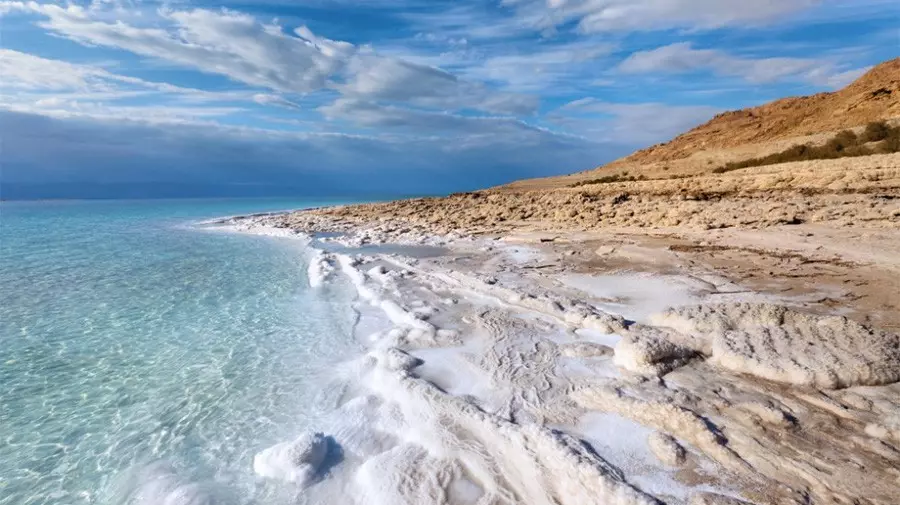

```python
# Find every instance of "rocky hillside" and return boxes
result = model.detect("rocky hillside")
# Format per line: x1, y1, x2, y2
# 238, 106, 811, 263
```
299, 58, 900, 236
501, 58, 900, 191
621, 58, 900, 164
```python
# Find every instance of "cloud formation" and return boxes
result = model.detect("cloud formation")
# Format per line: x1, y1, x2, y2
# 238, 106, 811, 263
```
1, 2, 532, 116
552, 98, 721, 144
0, 0, 894, 198
505, 0, 819, 33
618, 42, 866, 87
0, 109, 613, 198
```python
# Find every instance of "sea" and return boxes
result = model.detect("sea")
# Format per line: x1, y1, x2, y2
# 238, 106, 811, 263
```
0, 198, 370, 505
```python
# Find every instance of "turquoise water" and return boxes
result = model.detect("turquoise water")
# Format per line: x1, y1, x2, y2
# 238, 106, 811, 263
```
0, 199, 363, 505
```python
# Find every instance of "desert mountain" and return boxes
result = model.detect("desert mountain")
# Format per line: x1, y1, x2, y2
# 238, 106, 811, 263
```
623, 58, 900, 165
504, 58, 900, 190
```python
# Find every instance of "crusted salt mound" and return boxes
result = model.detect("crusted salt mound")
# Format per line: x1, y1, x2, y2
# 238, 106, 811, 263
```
647, 431, 686, 467
613, 327, 697, 376
369, 347, 424, 372
364, 351, 663, 505
253, 432, 329, 487
560, 341, 613, 358
306, 250, 333, 288
564, 304, 627, 334
652, 303, 900, 389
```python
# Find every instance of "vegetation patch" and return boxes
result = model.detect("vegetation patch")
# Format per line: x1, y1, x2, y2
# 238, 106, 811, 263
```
712, 121, 900, 174
569, 173, 648, 187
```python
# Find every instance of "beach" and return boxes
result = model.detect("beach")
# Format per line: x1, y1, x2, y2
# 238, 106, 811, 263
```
215, 206, 900, 505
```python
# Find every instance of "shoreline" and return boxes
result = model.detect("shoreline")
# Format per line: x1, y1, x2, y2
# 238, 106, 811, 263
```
211, 209, 900, 505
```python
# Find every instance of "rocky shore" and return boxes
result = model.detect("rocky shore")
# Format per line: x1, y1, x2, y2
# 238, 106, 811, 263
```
217, 208, 900, 505
215, 59, 900, 504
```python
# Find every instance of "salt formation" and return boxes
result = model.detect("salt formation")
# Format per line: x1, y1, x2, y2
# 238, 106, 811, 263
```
359, 349, 663, 505
572, 386, 747, 471
865, 413, 900, 444
336, 254, 437, 336
613, 327, 697, 375
647, 432, 686, 467
219, 213, 900, 504
560, 341, 613, 358
253, 432, 329, 487
369, 347, 423, 372
306, 250, 334, 288
651, 303, 900, 388
563, 303, 627, 334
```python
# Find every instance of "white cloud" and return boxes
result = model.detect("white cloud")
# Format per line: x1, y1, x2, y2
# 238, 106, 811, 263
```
467, 42, 615, 92
504, 0, 819, 33
0, 49, 318, 125
0, 48, 242, 99
552, 98, 721, 144
319, 97, 545, 135
618, 42, 864, 87
2, 2, 536, 116
340, 54, 538, 114
252, 94, 302, 110
0, 48, 109, 90
2, 3, 355, 93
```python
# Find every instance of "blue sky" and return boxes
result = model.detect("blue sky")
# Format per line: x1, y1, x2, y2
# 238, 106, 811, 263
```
1, 0, 898, 198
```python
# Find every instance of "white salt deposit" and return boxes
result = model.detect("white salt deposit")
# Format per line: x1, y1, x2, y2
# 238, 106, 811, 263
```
613, 327, 697, 376
652, 303, 900, 388
357, 354, 662, 505
206, 220, 311, 240
571, 413, 690, 500
561, 273, 709, 323
219, 214, 900, 504
575, 327, 623, 348
253, 432, 329, 487
647, 432, 687, 467
306, 249, 334, 288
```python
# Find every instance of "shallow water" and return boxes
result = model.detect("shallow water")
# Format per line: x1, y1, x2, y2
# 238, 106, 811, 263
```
0, 199, 364, 505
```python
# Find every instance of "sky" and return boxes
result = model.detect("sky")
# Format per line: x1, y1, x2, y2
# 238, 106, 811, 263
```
0, 0, 898, 199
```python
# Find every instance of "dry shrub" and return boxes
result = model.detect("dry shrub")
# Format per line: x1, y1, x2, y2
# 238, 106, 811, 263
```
712, 121, 899, 174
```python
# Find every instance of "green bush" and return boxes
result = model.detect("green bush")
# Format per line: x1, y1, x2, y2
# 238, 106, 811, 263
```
569, 173, 642, 187
711, 121, 899, 173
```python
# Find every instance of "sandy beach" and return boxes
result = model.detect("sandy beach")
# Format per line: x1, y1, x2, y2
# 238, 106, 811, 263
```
213, 207, 900, 505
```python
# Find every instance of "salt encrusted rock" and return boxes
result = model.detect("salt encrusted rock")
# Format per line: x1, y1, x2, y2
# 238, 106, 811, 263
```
651, 303, 900, 389
614, 327, 697, 376
865, 413, 900, 444
732, 401, 796, 428
559, 341, 613, 358
563, 304, 627, 334
253, 432, 329, 487
647, 431, 687, 466
370, 347, 423, 372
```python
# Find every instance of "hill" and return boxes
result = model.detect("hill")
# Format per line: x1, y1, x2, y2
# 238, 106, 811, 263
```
622, 58, 900, 164
504, 58, 900, 191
